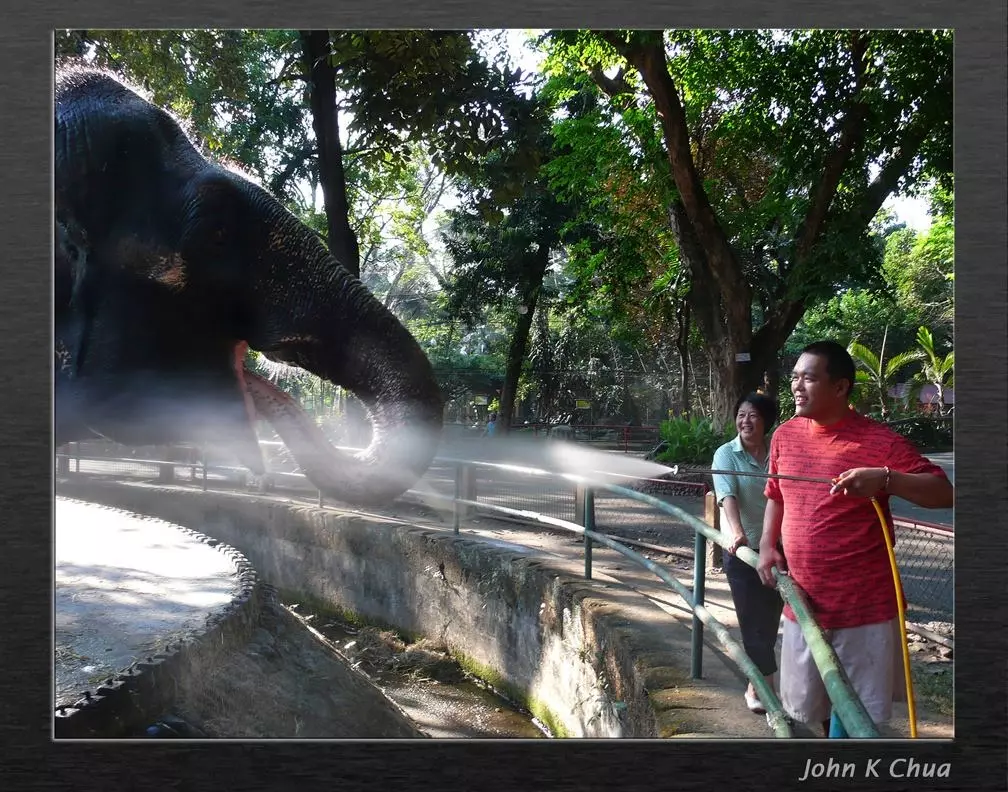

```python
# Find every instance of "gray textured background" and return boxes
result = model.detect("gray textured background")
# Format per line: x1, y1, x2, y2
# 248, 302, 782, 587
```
2, 5, 1004, 790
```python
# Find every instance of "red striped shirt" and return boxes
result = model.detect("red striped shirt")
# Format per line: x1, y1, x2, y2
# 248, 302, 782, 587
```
764, 410, 948, 629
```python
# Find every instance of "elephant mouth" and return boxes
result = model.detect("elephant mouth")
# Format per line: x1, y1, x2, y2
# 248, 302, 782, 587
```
231, 340, 337, 476
230, 340, 438, 505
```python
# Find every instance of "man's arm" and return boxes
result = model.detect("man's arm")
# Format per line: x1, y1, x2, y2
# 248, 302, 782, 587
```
830, 468, 953, 508
888, 470, 953, 509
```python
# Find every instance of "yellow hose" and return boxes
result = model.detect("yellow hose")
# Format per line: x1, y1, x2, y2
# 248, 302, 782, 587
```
871, 496, 917, 738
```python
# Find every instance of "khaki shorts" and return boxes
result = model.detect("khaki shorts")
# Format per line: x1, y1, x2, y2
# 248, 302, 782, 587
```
780, 616, 907, 725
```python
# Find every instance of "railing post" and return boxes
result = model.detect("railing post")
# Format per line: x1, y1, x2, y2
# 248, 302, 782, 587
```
691, 528, 707, 679
582, 487, 595, 579
201, 448, 208, 491
573, 481, 585, 525
453, 462, 462, 534
623, 427, 629, 453
453, 462, 476, 534
73, 442, 80, 473
318, 489, 324, 508
704, 491, 723, 570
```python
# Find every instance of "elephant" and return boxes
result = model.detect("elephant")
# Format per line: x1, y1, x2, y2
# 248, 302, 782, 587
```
55, 65, 444, 507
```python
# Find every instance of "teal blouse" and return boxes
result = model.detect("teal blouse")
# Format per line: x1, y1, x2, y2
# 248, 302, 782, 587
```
711, 434, 770, 548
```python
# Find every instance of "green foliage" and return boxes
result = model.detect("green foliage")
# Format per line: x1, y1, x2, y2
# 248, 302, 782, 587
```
654, 416, 734, 466
536, 28, 952, 424
787, 289, 907, 356
329, 31, 538, 183
847, 329, 923, 416
887, 412, 953, 451
906, 325, 954, 415
883, 214, 954, 338
790, 188, 953, 365
520, 304, 644, 423
539, 65, 680, 351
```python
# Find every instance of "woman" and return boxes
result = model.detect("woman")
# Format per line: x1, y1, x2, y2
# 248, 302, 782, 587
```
711, 392, 783, 715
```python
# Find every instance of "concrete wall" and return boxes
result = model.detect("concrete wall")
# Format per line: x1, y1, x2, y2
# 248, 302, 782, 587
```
56, 478, 682, 738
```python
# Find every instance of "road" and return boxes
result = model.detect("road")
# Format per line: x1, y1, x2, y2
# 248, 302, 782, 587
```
888, 452, 953, 527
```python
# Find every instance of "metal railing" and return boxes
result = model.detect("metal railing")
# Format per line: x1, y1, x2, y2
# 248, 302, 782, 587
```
492, 423, 663, 454
56, 439, 953, 738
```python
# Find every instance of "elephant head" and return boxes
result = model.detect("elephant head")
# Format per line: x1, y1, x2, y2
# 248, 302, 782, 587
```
54, 66, 444, 506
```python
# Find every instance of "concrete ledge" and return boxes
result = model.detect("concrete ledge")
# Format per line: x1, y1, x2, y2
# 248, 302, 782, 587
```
56, 477, 708, 738
54, 499, 266, 738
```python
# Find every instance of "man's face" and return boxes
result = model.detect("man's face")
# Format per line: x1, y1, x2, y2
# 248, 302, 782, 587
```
791, 352, 849, 420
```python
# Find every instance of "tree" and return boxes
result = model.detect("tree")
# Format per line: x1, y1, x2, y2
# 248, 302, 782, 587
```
542, 74, 692, 416
442, 154, 572, 433
909, 325, 954, 415
883, 212, 954, 341
539, 29, 953, 424
847, 328, 923, 417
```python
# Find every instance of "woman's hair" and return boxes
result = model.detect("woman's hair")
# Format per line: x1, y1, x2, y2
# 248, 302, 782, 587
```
488, 412, 497, 421
733, 391, 779, 429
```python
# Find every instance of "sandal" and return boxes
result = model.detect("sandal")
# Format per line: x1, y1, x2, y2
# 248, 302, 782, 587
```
745, 689, 766, 714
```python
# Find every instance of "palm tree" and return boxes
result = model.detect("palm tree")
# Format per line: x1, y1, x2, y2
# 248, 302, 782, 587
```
848, 326, 924, 418
909, 325, 954, 416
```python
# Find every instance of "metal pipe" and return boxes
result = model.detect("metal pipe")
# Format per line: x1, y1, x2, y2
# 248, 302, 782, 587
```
691, 528, 706, 679
453, 463, 462, 535
667, 465, 837, 486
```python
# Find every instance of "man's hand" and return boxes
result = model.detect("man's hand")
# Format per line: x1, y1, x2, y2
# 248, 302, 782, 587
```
757, 544, 785, 587
829, 467, 888, 498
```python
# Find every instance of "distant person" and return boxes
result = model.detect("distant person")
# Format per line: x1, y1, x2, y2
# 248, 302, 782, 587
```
711, 391, 783, 717
483, 412, 497, 437
757, 340, 953, 737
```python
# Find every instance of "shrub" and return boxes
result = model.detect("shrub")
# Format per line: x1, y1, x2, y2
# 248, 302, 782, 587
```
654, 415, 735, 466
887, 414, 953, 451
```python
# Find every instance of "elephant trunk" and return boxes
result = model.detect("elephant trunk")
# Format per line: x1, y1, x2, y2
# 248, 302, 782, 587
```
244, 240, 443, 506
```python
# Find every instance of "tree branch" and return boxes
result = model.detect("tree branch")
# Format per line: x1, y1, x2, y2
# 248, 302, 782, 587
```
794, 30, 871, 261
588, 65, 634, 98
604, 31, 751, 336
855, 117, 934, 226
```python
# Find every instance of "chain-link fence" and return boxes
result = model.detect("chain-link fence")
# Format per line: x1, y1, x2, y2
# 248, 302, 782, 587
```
55, 440, 953, 624
891, 522, 954, 625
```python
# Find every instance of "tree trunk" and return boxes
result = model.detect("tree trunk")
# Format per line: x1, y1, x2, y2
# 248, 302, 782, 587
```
498, 255, 549, 435
675, 297, 691, 416
299, 29, 361, 278
610, 33, 868, 429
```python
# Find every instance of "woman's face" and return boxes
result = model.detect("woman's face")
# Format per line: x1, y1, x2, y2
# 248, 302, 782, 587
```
736, 402, 766, 444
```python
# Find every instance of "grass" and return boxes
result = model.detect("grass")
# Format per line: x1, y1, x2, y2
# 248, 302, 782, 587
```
911, 661, 953, 717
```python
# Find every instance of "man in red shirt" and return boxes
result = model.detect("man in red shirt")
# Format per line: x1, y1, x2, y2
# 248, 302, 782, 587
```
756, 340, 953, 736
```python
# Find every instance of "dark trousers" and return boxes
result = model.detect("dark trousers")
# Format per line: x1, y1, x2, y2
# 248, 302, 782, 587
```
723, 553, 785, 676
